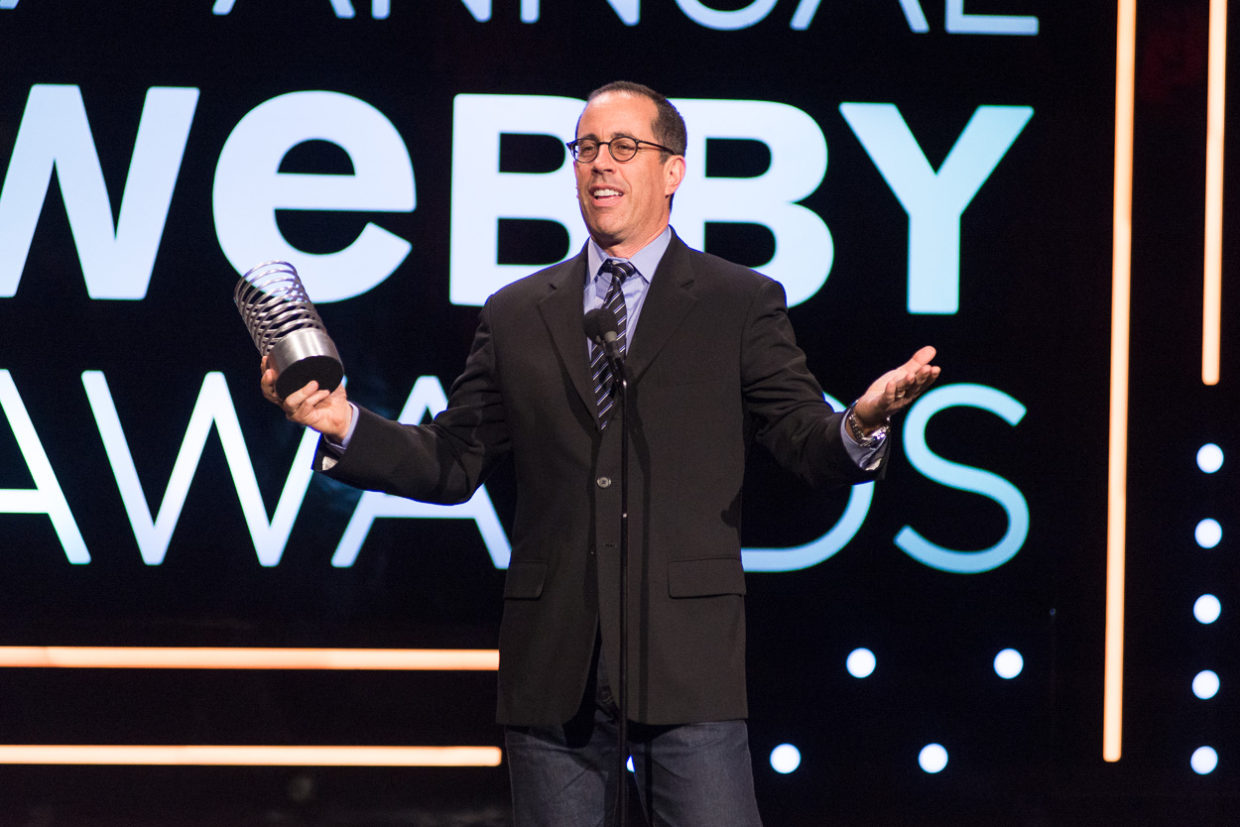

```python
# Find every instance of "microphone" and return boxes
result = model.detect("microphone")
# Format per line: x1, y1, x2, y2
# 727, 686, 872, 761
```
234, 260, 344, 399
583, 307, 622, 362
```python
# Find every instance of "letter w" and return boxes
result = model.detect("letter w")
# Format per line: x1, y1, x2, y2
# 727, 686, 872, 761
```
82, 371, 318, 565
0, 85, 198, 299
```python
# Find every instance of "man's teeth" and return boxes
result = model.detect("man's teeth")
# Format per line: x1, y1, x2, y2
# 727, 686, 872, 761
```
593, 188, 621, 197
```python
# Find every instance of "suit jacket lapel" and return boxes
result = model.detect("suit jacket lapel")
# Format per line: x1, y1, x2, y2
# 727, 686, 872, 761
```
536, 248, 599, 423
626, 235, 698, 383
536, 236, 700, 428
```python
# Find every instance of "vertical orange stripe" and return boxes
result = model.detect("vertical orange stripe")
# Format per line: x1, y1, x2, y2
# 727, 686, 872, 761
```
1203, 0, 1228, 385
1105, 0, 1138, 763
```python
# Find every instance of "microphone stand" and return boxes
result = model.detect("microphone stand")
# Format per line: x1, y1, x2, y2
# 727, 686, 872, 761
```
617, 357, 631, 827
601, 339, 631, 827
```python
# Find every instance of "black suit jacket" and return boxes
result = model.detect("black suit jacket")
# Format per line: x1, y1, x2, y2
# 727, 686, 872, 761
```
318, 234, 881, 726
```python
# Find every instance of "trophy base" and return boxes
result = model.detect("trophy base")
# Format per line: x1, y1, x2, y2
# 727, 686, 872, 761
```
269, 330, 344, 399
274, 355, 345, 399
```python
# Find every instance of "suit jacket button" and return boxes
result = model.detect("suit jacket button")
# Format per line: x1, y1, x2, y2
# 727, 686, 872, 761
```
596, 476, 612, 488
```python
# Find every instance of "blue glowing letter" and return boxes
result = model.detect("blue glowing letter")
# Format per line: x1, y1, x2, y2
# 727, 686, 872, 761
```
0, 370, 88, 563
674, 0, 778, 30
897, 383, 1028, 573
946, 0, 1038, 35
332, 375, 512, 568
839, 103, 1032, 314
213, 91, 414, 303
84, 371, 319, 566
673, 97, 831, 307
450, 94, 586, 306
743, 393, 874, 571
0, 85, 198, 300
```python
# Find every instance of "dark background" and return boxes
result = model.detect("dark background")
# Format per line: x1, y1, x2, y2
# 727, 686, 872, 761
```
0, 1, 1235, 824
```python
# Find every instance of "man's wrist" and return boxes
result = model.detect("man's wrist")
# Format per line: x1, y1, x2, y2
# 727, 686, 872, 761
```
846, 403, 890, 447
323, 403, 359, 450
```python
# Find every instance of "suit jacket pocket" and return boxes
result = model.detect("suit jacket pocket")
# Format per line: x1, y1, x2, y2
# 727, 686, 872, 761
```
504, 561, 547, 599
667, 557, 747, 598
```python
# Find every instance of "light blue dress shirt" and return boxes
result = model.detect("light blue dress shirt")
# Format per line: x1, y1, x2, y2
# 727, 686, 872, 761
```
583, 226, 672, 349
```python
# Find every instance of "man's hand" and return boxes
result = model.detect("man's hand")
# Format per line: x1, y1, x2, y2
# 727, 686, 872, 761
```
260, 355, 352, 443
852, 346, 941, 432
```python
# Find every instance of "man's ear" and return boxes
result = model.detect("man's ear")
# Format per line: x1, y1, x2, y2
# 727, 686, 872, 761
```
663, 155, 686, 197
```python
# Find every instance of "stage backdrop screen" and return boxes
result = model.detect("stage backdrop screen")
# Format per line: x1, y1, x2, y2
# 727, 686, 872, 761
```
1, 1, 1233, 822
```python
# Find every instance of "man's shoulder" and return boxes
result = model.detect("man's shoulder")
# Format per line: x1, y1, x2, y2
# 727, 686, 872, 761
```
683, 245, 766, 279
668, 238, 781, 299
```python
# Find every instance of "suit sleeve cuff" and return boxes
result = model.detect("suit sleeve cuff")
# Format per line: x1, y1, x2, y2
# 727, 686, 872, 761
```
839, 416, 889, 472
318, 403, 360, 471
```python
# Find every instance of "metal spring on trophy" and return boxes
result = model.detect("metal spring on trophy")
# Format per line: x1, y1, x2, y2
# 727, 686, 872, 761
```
234, 260, 344, 398
234, 261, 325, 354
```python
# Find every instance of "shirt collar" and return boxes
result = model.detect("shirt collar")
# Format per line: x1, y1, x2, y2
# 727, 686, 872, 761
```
586, 226, 673, 285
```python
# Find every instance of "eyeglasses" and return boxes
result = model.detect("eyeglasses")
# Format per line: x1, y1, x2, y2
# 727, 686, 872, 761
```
566, 136, 677, 163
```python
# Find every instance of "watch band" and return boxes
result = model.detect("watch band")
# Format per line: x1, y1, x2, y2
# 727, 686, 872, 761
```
846, 404, 890, 449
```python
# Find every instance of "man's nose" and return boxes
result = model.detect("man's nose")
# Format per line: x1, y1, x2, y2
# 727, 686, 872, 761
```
591, 145, 618, 168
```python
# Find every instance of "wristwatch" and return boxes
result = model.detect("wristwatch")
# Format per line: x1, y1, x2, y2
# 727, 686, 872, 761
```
846, 404, 890, 449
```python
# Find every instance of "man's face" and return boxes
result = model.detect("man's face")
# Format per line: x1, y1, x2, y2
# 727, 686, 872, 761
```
573, 92, 685, 257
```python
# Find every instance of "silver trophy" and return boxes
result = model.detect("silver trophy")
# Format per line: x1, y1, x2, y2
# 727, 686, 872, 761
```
234, 260, 343, 399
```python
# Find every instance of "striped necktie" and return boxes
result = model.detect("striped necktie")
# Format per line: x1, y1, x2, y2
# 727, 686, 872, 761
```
590, 259, 634, 427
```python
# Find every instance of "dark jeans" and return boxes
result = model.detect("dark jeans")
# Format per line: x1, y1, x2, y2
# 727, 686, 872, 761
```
505, 650, 763, 826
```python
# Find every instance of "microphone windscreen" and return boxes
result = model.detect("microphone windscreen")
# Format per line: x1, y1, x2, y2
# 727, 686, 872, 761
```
583, 307, 619, 342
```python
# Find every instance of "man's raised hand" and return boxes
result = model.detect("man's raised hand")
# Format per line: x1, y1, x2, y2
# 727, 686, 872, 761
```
260, 354, 352, 443
852, 346, 941, 430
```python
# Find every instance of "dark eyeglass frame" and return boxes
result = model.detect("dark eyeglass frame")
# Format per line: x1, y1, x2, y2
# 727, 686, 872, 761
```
566, 135, 678, 163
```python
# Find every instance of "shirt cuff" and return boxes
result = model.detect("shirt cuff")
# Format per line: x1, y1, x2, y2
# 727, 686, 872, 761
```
319, 402, 360, 470
839, 416, 888, 472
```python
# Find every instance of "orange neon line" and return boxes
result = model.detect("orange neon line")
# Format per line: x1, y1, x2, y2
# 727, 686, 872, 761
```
1105, 0, 1138, 764
0, 647, 498, 671
1203, 0, 1228, 385
0, 745, 502, 767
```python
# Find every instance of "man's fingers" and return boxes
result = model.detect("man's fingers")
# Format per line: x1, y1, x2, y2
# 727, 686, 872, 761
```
900, 348, 940, 388
885, 352, 940, 404
906, 345, 937, 370
281, 380, 321, 413
300, 388, 330, 410
855, 347, 941, 424
259, 358, 284, 405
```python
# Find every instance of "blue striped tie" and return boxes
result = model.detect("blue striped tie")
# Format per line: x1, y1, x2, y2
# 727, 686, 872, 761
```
590, 259, 634, 427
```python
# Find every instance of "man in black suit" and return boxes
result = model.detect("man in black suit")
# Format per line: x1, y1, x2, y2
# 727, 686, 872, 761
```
263, 80, 939, 825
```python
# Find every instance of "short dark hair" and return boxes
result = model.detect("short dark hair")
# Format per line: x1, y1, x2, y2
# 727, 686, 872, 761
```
584, 80, 687, 158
